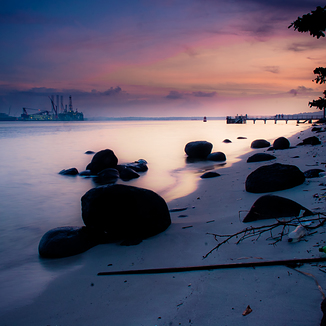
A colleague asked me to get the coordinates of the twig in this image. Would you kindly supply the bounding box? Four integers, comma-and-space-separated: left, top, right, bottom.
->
204, 213, 326, 259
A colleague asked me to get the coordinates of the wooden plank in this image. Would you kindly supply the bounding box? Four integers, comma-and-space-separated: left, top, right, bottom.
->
98, 256, 326, 276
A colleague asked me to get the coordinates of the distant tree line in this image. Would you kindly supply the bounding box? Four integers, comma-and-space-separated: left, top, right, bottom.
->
289, 6, 326, 118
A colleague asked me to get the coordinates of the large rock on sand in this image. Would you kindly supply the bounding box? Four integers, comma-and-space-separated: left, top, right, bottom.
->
243, 195, 313, 222
297, 136, 321, 146
38, 226, 98, 258
245, 163, 305, 193
273, 137, 290, 150
251, 139, 271, 149
81, 184, 171, 242
247, 153, 276, 163
185, 141, 213, 159
86, 149, 118, 174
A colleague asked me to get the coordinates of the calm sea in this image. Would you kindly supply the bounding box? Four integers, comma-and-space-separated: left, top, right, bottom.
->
0, 119, 309, 313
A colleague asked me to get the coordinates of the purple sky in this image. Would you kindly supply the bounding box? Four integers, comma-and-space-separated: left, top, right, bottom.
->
1, 0, 325, 117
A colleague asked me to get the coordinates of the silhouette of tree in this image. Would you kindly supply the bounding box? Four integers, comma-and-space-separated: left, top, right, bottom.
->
289, 6, 326, 118
288, 6, 326, 38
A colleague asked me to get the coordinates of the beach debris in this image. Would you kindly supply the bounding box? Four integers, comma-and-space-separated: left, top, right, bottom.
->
246, 153, 276, 163
182, 225, 193, 229
58, 167, 79, 175
245, 163, 305, 193
250, 139, 270, 149
242, 305, 252, 316
184, 140, 213, 159
178, 214, 188, 218
237, 136, 247, 139
207, 151, 226, 162
205, 213, 326, 258
242, 194, 313, 222
288, 224, 309, 242
200, 171, 220, 179
85, 150, 95, 154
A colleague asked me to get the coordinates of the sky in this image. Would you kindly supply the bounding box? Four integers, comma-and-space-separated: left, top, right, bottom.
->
0, 0, 325, 118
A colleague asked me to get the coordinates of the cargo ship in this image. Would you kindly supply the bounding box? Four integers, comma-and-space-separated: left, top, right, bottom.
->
0, 113, 18, 121
20, 95, 84, 121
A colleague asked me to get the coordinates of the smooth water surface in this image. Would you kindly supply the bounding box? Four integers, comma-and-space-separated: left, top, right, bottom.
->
0, 119, 308, 312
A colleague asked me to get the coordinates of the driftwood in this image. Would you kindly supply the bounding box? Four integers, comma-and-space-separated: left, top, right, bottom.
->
204, 213, 326, 259
97, 256, 326, 276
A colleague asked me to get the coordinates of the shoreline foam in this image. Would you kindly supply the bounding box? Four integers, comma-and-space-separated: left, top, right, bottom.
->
2, 123, 326, 326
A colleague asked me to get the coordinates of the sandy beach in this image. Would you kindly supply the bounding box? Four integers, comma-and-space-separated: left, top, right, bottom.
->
2, 122, 326, 326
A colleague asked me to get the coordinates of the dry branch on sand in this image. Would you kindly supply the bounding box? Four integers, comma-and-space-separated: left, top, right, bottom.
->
204, 213, 326, 259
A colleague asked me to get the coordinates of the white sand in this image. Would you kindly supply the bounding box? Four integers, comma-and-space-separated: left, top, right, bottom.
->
2, 123, 326, 326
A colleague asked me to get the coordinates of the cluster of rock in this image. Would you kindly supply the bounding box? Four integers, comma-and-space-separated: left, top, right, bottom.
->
59, 149, 148, 183
40, 149, 171, 258
184, 141, 226, 179
39, 184, 171, 258
244, 130, 324, 222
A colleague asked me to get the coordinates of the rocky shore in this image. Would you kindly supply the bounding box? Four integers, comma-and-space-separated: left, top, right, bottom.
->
2, 122, 326, 326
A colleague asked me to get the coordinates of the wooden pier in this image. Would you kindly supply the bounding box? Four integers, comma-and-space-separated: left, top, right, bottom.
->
226, 114, 323, 124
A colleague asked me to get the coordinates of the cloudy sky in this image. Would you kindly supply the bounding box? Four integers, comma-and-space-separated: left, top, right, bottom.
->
1, 0, 325, 117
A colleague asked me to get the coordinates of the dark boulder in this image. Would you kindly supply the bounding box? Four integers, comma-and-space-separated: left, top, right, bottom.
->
245, 163, 305, 193
59, 168, 79, 175
297, 136, 321, 146
312, 127, 322, 132
79, 170, 93, 177
200, 171, 221, 179
207, 152, 226, 162
126, 159, 148, 172
96, 168, 119, 184
184, 141, 213, 159
273, 137, 290, 150
251, 139, 271, 149
85, 150, 95, 154
237, 136, 247, 139
304, 169, 325, 178
86, 149, 118, 174
223, 139, 232, 143
117, 165, 140, 181
243, 195, 313, 222
38, 226, 98, 258
247, 153, 276, 163
81, 184, 171, 242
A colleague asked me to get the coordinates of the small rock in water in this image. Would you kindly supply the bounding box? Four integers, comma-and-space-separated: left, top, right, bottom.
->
59, 168, 79, 175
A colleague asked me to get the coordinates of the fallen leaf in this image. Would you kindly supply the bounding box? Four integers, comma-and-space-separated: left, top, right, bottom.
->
242, 305, 253, 316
